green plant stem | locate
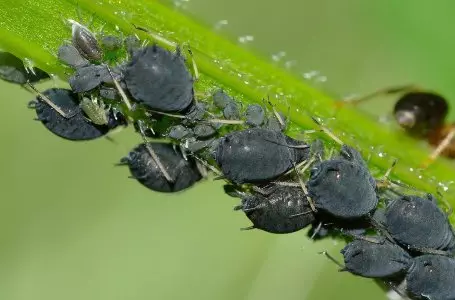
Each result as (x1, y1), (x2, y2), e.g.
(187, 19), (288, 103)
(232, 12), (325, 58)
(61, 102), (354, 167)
(0, 0), (454, 216)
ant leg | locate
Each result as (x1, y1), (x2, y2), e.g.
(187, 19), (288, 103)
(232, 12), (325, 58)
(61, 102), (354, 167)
(337, 84), (420, 107)
(420, 126), (455, 168)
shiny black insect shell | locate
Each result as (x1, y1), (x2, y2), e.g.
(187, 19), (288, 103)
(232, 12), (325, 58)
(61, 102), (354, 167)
(307, 145), (377, 219)
(228, 185), (315, 234)
(406, 254), (455, 300)
(215, 128), (310, 184)
(30, 88), (119, 141)
(341, 239), (411, 278)
(70, 21), (103, 61)
(0, 51), (49, 84)
(394, 92), (448, 136)
(120, 143), (203, 193)
(124, 44), (194, 112)
(382, 194), (455, 252)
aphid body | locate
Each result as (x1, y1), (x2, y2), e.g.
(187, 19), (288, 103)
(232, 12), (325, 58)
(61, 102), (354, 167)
(307, 145), (377, 219)
(215, 128), (310, 184)
(0, 51), (49, 84)
(120, 142), (203, 193)
(68, 19), (103, 61)
(124, 44), (194, 112)
(382, 194), (455, 253)
(227, 185), (315, 234)
(79, 96), (109, 125)
(405, 254), (455, 300)
(341, 239), (412, 278)
(29, 88), (121, 141)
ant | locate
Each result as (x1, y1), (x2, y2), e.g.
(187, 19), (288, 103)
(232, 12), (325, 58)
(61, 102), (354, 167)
(338, 85), (455, 167)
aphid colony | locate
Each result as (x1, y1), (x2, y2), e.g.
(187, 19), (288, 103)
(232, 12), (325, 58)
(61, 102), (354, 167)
(3, 17), (455, 300)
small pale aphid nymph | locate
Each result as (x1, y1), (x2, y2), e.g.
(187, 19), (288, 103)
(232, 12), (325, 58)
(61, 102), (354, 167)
(80, 96), (110, 125)
(67, 19), (103, 61)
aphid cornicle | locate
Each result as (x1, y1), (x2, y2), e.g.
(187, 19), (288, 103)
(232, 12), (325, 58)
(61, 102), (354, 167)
(119, 142), (203, 193)
(0, 51), (49, 84)
(307, 144), (377, 220)
(378, 194), (455, 253)
(214, 128), (310, 184)
(29, 88), (122, 141)
(68, 19), (103, 61)
(226, 184), (315, 234)
(124, 44), (194, 113)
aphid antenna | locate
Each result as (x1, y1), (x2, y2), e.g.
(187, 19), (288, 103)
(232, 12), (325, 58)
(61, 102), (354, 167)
(288, 210), (314, 219)
(105, 65), (133, 111)
(189, 153), (222, 176)
(310, 116), (344, 145)
(145, 110), (244, 125)
(180, 42), (199, 81)
(340, 84), (420, 106)
(265, 96), (287, 129)
(132, 24), (177, 49)
(421, 126), (455, 168)
(410, 246), (452, 257)
(136, 120), (174, 183)
(292, 161), (317, 212)
(24, 81), (76, 119)
(271, 181), (300, 188)
(318, 251), (346, 270)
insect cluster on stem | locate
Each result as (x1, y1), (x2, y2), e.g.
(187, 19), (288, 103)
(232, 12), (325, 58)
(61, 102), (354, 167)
(3, 12), (455, 300)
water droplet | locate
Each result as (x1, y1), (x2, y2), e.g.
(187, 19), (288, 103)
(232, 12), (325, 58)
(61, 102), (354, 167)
(238, 35), (254, 43)
(214, 20), (228, 30)
(271, 51), (286, 62)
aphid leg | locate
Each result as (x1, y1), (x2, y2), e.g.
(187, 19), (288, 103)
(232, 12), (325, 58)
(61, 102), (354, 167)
(337, 84), (420, 108)
(310, 116), (344, 145)
(376, 159), (398, 189)
(309, 222), (323, 240)
(292, 161), (317, 212)
(410, 246), (452, 256)
(180, 42), (199, 81)
(420, 126), (455, 168)
(137, 120), (174, 183)
(338, 228), (386, 244)
(132, 24), (177, 48)
(24, 81), (76, 119)
(271, 181), (300, 188)
(27, 100), (37, 109)
(190, 154), (222, 176)
(106, 65), (132, 111)
(266, 96), (288, 131)
(318, 251), (346, 271)
(240, 226), (255, 231)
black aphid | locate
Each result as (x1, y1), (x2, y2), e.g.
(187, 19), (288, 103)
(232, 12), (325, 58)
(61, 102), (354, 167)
(68, 19), (103, 61)
(68, 64), (113, 93)
(215, 128), (310, 184)
(341, 239), (411, 278)
(0, 51), (49, 84)
(380, 194), (455, 253)
(223, 102), (240, 120)
(212, 89), (233, 109)
(101, 35), (123, 51)
(226, 185), (315, 234)
(124, 44), (194, 112)
(29, 88), (122, 141)
(58, 44), (90, 69)
(307, 145), (377, 219)
(119, 142), (203, 193)
(245, 104), (265, 127)
(405, 254), (455, 300)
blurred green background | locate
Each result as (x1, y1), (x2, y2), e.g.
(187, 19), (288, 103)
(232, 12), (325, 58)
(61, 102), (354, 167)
(1, 0), (455, 299)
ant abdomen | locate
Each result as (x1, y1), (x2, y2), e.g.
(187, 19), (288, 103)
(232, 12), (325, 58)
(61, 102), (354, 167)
(394, 92), (448, 137)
